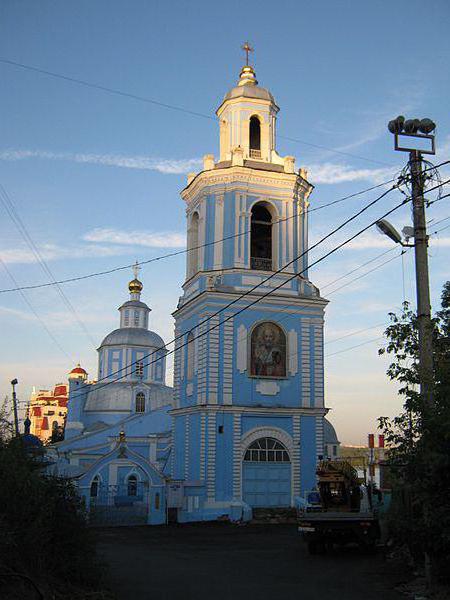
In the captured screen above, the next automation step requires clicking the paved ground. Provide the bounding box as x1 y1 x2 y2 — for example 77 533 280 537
97 523 406 600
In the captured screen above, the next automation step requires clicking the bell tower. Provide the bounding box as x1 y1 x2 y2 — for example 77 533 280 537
171 49 328 521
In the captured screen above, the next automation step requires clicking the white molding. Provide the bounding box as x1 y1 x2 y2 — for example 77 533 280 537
184 414 190 480
240 426 294 457
213 195 224 269
237 324 247 373
206 413 216 500
200 412 206 480
223 315 234 405
186 382 193 397
207 315 220 404
232 414 242 498
255 381 280 395
288 329 298 376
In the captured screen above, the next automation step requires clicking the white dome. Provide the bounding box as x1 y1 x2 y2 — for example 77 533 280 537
99 328 166 350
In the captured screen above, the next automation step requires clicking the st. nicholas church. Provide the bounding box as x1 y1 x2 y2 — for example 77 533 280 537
52 56 339 525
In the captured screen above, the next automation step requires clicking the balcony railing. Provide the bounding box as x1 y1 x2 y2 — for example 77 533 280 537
251 257 273 271
249 149 262 159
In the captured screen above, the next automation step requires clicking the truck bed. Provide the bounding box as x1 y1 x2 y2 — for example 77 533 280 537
301 511 376 521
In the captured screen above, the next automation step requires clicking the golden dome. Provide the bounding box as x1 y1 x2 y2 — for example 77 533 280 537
128 278 143 294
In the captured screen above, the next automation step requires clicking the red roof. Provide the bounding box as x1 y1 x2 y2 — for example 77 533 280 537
58 398 68 408
54 385 68 397
70 366 87 375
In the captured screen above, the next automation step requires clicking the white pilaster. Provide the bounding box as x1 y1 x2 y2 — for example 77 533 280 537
301 319 311 407
213 195 224 269
223 315 234 405
206 413 216 500
292 415 301 499
232 413 242 498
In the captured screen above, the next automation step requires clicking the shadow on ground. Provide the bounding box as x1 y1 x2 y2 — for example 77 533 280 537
97 522 408 600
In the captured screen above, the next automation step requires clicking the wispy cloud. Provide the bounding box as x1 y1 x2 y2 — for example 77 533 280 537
0 243 138 265
306 163 398 185
0 149 202 175
83 228 185 248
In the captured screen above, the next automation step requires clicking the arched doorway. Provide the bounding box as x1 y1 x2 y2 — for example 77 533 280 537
242 437 291 507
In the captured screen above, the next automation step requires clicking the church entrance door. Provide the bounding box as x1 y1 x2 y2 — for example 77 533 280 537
242 437 291 507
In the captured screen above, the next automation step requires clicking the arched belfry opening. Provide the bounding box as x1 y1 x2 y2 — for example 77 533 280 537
251 203 273 271
249 116 261 159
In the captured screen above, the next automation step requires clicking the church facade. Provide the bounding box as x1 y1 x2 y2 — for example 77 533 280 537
55 59 331 525
171 62 328 521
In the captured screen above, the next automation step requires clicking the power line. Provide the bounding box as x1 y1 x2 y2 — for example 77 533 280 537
0 56 395 167
325 336 384 358
0 258 72 360
0 177 399 294
72 188 409 397
0 184 97 348
326 250 409 296
73 176 449 393
321 246 396 291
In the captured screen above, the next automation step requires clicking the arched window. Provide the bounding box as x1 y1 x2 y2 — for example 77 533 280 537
249 116 261 158
135 392 145 413
90 475 100 498
250 322 287 378
186 331 195 380
127 474 138 497
188 212 199 278
250 203 273 271
244 438 290 462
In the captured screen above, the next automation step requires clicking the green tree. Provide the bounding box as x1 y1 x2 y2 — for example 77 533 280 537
379 281 450 579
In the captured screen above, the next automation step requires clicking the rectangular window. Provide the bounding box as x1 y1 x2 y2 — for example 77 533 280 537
134 311 140 326
124 310 130 326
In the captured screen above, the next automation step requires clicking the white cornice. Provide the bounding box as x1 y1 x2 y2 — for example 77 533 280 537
181 166 312 204
170 405 329 417
173 288 328 319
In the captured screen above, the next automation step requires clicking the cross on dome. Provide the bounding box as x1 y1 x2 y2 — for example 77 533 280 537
241 41 253 66
132 260 141 280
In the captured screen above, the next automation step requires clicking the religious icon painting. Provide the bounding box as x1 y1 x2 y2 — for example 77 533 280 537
250 322 287 378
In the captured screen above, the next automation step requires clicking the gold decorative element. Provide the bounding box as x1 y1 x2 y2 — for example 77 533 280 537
128 261 143 294
238 42 257 86
241 41 253 66
119 430 126 443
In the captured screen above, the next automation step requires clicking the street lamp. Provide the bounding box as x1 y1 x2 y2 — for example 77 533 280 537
10 378 20 436
385 115 436 415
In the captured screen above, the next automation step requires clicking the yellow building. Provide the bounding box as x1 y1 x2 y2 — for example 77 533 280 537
29 365 87 443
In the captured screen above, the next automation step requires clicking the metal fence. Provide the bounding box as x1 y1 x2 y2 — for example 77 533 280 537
89 483 149 527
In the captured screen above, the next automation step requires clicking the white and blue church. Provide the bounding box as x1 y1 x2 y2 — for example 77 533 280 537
53 60 339 525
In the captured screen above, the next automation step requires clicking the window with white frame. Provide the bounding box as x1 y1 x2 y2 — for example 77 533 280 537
127 474 138 496
243 437 290 462
135 392 145 413
90 475 100 498
134 310 140 327
124 309 130 326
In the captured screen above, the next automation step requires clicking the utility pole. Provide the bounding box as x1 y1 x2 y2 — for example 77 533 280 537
410 151 434 413
11 378 19 436
386 115 437 413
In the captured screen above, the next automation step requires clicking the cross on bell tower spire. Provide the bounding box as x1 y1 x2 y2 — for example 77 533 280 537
241 41 253 66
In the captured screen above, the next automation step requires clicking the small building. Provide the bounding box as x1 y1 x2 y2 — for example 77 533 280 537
29 381 72 443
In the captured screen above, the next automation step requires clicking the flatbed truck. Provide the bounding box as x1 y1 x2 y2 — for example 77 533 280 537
297 460 381 554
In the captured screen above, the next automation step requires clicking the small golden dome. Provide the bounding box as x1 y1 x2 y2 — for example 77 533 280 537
128 278 143 294
238 65 258 87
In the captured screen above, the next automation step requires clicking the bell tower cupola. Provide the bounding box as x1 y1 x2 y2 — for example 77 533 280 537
215 42 288 169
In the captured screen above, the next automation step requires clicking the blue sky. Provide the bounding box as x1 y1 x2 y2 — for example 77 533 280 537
0 0 449 443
